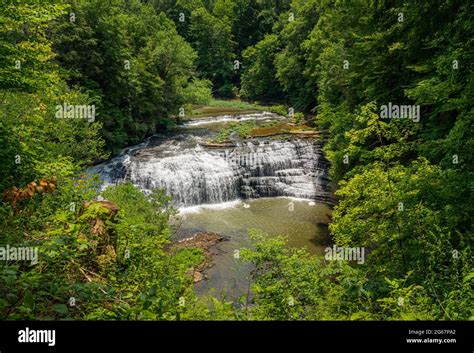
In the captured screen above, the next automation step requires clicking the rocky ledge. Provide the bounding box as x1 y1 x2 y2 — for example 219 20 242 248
169 232 225 283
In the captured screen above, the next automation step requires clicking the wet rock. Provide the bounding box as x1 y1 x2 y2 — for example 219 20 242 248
169 232 224 283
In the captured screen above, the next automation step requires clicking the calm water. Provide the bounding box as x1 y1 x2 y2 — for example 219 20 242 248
174 197 332 298
92 112 333 298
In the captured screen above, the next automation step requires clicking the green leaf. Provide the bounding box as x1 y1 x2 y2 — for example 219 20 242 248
463 272 474 283
23 292 35 310
53 304 69 314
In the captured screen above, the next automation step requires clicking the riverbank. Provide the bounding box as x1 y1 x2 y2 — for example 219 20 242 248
173 197 332 298
91 110 334 298
186 99 299 120
168 232 225 283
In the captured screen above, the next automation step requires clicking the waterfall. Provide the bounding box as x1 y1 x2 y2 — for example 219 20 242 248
90 113 332 207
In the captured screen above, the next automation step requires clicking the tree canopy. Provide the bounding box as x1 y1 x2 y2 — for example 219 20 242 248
0 0 471 321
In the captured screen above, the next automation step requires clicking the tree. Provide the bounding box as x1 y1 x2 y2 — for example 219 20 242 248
189 7 236 96
240 34 283 100
51 0 207 151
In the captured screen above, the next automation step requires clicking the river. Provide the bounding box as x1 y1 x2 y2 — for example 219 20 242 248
90 111 333 299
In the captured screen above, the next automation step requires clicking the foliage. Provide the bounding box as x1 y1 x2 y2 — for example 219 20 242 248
0 0 471 322
240 34 283 100
188 6 236 96
215 121 257 142
50 0 209 152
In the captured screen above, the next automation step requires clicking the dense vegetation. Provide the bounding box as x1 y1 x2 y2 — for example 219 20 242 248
0 0 472 320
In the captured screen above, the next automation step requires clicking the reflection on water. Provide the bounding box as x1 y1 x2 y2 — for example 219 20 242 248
173 197 332 299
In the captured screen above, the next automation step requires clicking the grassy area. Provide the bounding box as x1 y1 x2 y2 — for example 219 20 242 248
189 105 258 118
214 121 258 142
207 99 265 110
188 99 316 142
188 99 314 143
189 99 292 119
189 99 260 118
213 120 317 143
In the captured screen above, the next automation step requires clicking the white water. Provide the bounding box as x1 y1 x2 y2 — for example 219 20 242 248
90 112 332 207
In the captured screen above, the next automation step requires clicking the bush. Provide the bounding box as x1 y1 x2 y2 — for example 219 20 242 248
181 79 213 105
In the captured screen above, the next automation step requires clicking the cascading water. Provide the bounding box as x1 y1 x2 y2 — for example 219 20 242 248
90 111 333 296
90 112 332 207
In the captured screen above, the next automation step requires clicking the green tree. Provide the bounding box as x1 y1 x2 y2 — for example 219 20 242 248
240 34 283 100
189 7 236 96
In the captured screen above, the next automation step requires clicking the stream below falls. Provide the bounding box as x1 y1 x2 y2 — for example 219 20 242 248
90 111 333 299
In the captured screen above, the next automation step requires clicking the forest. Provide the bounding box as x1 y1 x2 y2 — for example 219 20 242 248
0 0 472 321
